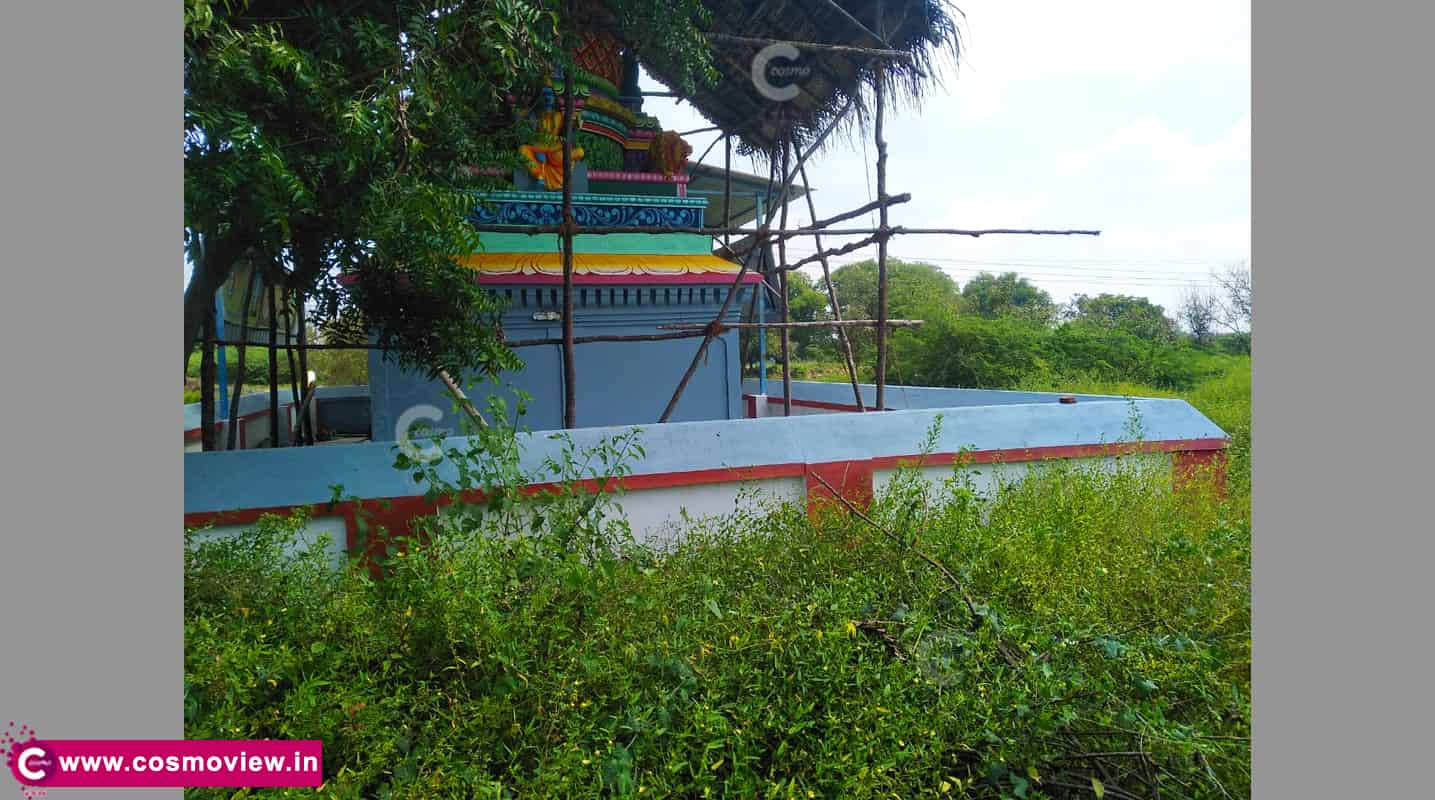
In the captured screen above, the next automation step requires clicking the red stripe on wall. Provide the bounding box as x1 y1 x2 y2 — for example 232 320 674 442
185 441 1227 570
1173 448 1229 495
866 438 1227 471
184 405 292 444
805 461 875 517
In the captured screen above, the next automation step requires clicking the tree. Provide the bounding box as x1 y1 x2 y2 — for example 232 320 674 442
741 270 832 372
1213 262 1252 332
183 0 715 384
1063 293 1179 344
960 271 1057 325
1176 287 1221 346
829 258 962 364
784 270 832 358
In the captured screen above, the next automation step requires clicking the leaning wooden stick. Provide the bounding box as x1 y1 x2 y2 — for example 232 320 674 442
437 370 490 430
799 159 865 411
808 471 1024 669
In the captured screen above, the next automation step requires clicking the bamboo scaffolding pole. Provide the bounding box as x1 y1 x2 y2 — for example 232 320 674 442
266 280 280 447
777 138 793 416
283 295 301 445
703 32 915 62
560 0 578 430
655 268 754 423
507 330 713 347
211 331 717 351
213 339 376 350
438 370 490 430
225 268 257 450
797 160 865 409
200 301 217 451
291 376 318 444
782 232 883 271
818 0 892 49
295 297 312 444
655 138 789 423
657 99 867 423
873 12 891 412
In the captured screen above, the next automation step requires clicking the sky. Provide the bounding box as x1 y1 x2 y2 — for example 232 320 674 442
638 0 1251 315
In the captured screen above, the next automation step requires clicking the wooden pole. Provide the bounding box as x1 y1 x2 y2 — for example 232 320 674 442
267 280 280 447
873 11 891 412
438 370 490 430
777 138 793 417
295 297 311 444
199 302 216 451
560 0 578 430
284 294 301 445
799 159 865 411
225 267 256 450
656 144 778 423
702 32 914 62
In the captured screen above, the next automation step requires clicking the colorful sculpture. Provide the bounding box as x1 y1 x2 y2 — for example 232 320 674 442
518 81 585 191
647 130 692 178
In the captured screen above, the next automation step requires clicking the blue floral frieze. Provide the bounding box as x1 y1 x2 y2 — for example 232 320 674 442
469 193 705 229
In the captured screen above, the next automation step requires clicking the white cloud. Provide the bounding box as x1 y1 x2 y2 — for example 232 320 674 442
638 1 1250 308
1064 113 1250 193
954 0 1251 85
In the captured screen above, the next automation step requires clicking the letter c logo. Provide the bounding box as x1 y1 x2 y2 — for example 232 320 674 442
17 745 50 781
752 43 802 102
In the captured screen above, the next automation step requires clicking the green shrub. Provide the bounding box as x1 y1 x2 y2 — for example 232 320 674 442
892 314 1050 389
185 426 1248 799
187 346 297 385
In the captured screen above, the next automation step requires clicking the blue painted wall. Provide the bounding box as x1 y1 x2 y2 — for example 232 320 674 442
185 395 1228 515
370 283 754 440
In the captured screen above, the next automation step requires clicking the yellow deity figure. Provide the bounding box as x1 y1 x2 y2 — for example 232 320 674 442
519 82 584 190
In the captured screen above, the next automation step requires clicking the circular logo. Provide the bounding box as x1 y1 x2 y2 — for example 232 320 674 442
914 630 967 687
751 43 810 102
395 404 445 464
11 741 57 786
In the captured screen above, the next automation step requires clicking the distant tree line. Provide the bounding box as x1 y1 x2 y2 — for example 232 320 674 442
742 258 1252 390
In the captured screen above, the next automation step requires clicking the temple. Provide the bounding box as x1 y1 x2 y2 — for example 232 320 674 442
184 1 1229 567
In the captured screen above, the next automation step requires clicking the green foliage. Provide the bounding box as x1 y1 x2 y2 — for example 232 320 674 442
742 271 834 369
187 346 297 386
305 347 370 387
881 309 1239 393
961 272 1057 325
1063 294 1179 344
829 258 964 364
893 311 1049 389
186 425 1248 799
183 0 719 383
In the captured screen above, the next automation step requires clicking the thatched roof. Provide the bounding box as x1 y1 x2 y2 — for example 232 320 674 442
634 1 961 157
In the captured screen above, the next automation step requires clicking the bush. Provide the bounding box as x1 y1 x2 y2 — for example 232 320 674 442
186 346 297 386
893 314 1050 389
185 427 1248 799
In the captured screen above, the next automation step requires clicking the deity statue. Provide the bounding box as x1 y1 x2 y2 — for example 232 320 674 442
519 80 585 191
647 130 692 178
